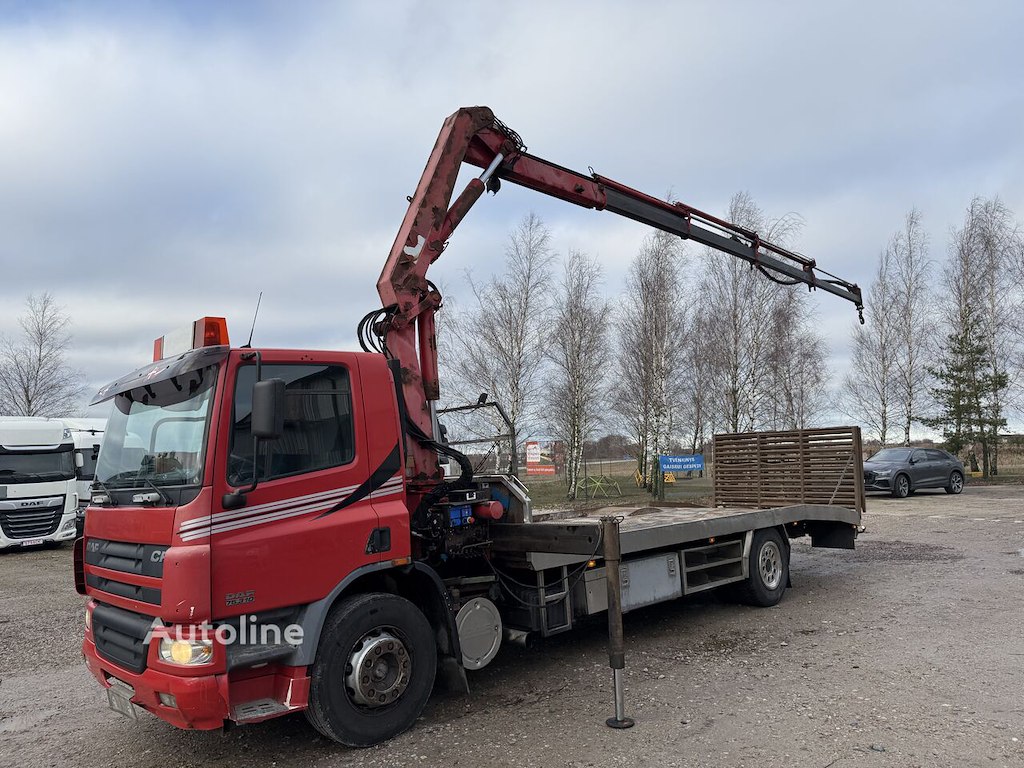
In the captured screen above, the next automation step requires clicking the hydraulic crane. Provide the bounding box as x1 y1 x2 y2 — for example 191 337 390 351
372 106 862 513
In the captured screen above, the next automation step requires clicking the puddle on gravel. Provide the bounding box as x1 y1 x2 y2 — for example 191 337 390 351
849 540 964 563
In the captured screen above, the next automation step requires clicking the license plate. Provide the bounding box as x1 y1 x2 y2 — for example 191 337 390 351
20 538 44 547
106 684 140 720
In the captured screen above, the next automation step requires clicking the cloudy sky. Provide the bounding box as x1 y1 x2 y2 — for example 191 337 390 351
2 1 1022 422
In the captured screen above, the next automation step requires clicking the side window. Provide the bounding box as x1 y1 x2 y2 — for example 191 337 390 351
76 443 101 480
229 364 356 484
927 449 948 462
911 449 927 463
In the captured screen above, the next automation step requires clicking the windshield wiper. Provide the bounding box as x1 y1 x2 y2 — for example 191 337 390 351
90 479 119 507
139 477 174 507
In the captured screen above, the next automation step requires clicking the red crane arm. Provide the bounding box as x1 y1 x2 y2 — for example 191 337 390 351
376 106 863 489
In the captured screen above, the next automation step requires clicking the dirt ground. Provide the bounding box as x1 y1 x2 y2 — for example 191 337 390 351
2 485 1023 768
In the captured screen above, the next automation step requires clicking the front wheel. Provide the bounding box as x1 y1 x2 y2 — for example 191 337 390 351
891 473 911 498
305 592 437 747
735 528 789 607
945 470 964 495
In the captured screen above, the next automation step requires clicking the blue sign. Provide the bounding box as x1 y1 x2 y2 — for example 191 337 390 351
659 454 704 472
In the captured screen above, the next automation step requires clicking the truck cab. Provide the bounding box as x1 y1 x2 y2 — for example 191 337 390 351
0 417 80 549
79 320 415 735
64 418 106 535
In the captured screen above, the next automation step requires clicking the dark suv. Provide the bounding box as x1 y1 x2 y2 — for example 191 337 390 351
863 447 965 498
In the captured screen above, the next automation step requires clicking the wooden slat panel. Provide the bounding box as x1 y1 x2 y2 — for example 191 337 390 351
712 426 865 514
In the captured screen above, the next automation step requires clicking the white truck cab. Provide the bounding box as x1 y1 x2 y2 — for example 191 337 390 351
0 417 80 549
63 418 106 534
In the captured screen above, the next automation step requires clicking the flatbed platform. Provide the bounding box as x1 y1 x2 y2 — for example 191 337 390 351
492 503 861 569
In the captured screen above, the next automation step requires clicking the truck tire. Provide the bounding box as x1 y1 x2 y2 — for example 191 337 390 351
735 528 788 607
305 592 436 747
891 473 911 498
945 470 964 495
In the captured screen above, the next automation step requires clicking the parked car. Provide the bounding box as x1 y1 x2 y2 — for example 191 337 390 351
863 447 965 498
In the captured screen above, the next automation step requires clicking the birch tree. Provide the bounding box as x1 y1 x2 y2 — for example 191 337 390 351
546 251 611 498
700 192 813 433
843 209 932 445
0 293 84 417
613 230 687 485
447 213 555 460
765 290 829 430
890 209 933 445
678 309 717 455
842 248 898 444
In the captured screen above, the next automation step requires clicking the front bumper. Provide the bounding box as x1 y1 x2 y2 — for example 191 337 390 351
863 472 894 492
82 635 229 730
0 512 78 549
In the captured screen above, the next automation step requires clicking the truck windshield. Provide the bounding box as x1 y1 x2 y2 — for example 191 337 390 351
0 448 75 484
95 365 217 490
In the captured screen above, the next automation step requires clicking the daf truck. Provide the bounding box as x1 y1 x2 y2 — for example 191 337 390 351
1 417 80 549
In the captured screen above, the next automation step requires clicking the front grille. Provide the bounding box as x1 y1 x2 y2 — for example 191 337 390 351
86 574 161 605
864 471 876 483
92 603 155 674
85 538 167 578
0 497 64 539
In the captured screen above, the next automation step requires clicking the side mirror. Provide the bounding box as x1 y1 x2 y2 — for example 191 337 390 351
252 378 285 440
74 453 84 469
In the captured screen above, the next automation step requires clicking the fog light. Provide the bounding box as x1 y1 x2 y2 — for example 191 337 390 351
158 692 177 707
85 605 92 631
158 638 214 666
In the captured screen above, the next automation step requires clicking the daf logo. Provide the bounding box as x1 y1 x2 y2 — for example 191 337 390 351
20 500 44 507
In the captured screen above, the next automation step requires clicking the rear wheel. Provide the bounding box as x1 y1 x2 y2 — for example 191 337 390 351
891 473 911 498
945 470 964 495
306 592 436 747
735 528 788 607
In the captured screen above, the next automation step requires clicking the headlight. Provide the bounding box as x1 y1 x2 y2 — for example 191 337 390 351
873 469 891 477
85 605 92 631
158 637 214 666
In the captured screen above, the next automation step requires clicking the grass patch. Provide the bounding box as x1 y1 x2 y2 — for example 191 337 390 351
522 471 714 511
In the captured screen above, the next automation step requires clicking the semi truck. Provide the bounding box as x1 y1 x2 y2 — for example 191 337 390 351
77 106 866 746
67 418 106 535
0 417 81 549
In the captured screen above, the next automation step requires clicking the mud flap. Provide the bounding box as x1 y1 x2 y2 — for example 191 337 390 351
437 655 470 694
808 522 857 550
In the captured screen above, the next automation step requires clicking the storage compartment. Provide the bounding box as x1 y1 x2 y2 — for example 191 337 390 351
578 553 682 615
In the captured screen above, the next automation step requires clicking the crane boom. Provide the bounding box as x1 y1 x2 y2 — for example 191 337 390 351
374 106 863 490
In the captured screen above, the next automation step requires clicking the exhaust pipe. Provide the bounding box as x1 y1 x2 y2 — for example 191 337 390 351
503 627 534 649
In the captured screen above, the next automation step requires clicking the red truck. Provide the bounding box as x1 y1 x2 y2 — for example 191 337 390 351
77 106 865 746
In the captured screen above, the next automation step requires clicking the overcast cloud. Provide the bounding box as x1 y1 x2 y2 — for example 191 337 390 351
2 1 1022 422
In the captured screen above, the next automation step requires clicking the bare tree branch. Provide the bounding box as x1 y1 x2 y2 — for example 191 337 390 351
0 293 85 417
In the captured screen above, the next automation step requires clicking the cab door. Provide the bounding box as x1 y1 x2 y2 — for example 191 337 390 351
205 352 381 620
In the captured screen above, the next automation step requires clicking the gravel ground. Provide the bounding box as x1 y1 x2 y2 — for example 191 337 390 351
2 485 1023 768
